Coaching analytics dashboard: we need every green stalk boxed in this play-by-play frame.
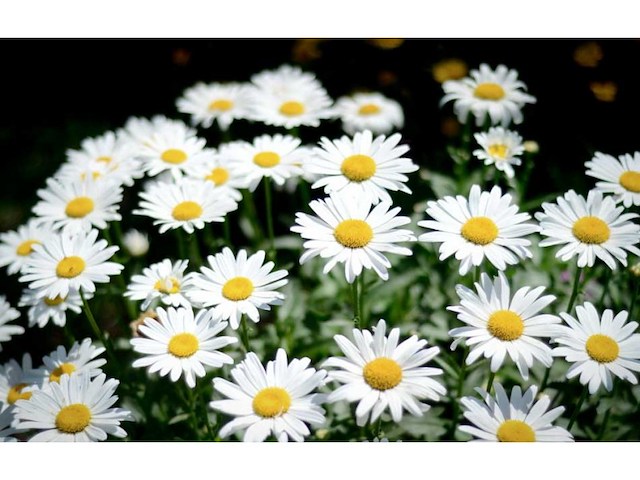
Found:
[264,177,276,261]
[485,370,496,394]
[223,218,232,246]
[446,357,466,439]
[565,263,583,313]
[567,385,589,432]
[188,233,203,267]
[358,271,366,329]
[539,366,551,392]
[351,279,361,328]
[175,229,187,259]
[239,316,251,353]
[629,279,640,320]
[79,289,118,365]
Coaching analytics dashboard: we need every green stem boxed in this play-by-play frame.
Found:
[175,229,187,259]
[264,177,276,261]
[446,356,466,439]
[223,219,231,246]
[473,266,480,284]
[79,289,117,365]
[239,316,251,353]
[598,268,611,306]
[188,233,203,267]
[566,264,583,314]
[358,272,366,329]
[539,366,551,392]
[111,221,126,251]
[629,279,640,320]
[567,385,589,432]
[241,190,264,244]
[486,370,496,394]
[351,279,361,328]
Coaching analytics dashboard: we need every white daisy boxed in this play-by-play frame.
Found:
[553,302,640,394]
[130,306,236,388]
[185,248,288,330]
[585,151,640,208]
[184,146,247,201]
[224,134,305,192]
[291,192,415,284]
[441,63,536,126]
[0,354,44,412]
[14,373,132,442]
[308,130,418,205]
[177,81,256,130]
[134,178,237,234]
[535,189,640,270]
[119,115,196,149]
[18,288,85,328]
[31,176,122,235]
[124,258,192,310]
[418,184,539,275]
[459,383,573,442]
[0,219,54,275]
[323,319,446,427]
[473,126,525,179]
[19,228,123,299]
[41,338,106,384]
[0,408,20,442]
[210,348,327,442]
[0,296,23,352]
[122,228,149,257]
[448,272,561,380]
[334,92,404,135]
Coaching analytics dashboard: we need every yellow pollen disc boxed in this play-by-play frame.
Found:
[496,420,536,442]
[205,167,230,186]
[168,332,199,358]
[363,357,403,391]
[460,216,499,245]
[208,99,234,111]
[7,384,32,404]
[619,171,640,193]
[488,143,509,159]
[96,156,112,164]
[487,310,525,341]
[474,82,506,100]
[172,201,203,221]
[334,219,373,249]
[279,101,305,117]
[79,171,102,181]
[253,151,281,168]
[55,256,86,279]
[252,387,291,418]
[221,276,254,301]
[358,103,381,116]
[340,154,377,182]
[49,363,77,383]
[161,148,188,165]
[44,295,66,306]
[572,216,610,244]
[55,403,92,434]
[586,334,619,363]
[65,196,95,218]
[154,277,181,294]
[16,239,40,256]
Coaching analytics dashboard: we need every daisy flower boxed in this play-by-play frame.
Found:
[124,258,193,310]
[122,228,149,257]
[448,272,561,380]
[308,130,418,205]
[133,178,238,234]
[14,373,132,442]
[184,147,247,201]
[130,306,236,388]
[32,177,122,235]
[224,134,305,192]
[323,319,446,426]
[535,189,640,270]
[210,349,327,442]
[19,228,123,299]
[177,81,255,130]
[19,288,85,328]
[41,338,106,384]
[185,248,288,330]
[441,63,536,126]
[585,151,640,208]
[0,219,53,275]
[0,354,44,412]
[553,302,640,394]
[0,408,20,442]
[334,92,404,135]
[120,114,195,143]
[472,126,525,179]
[0,297,23,352]
[291,193,415,284]
[418,184,539,275]
[459,383,573,442]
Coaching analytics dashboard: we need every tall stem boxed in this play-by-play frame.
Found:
[239,316,251,353]
[629,279,640,320]
[175,229,187,259]
[351,279,361,328]
[446,357,466,439]
[567,385,589,432]
[539,366,551,392]
[485,370,496,394]
[358,271,366,329]
[264,177,275,261]
[566,263,583,313]
[80,289,117,365]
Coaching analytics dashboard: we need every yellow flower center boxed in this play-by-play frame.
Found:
[363,357,403,391]
[205,167,230,186]
[487,310,525,341]
[65,196,95,218]
[44,295,66,306]
[586,334,619,363]
[55,403,92,434]
[154,277,181,294]
[460,216,499,245]
[488,143,509,159]
[161,149,188,165]
[96,155,112,164]
[340,154,377,182]
[619,171,640,193]
[208,99,234,112]
[334,219,374,249]
[55,256,86,278]
[16,239,40,256]
[474,82,506,100]
[253,151,281,168]
[572,216,610,244]
[172,201,203,221]
[221,276,254,301]
[168,332,200,358]
[49,363,77,383]
[252,387,291,418]
[279,101,305,117]
[7,383,32,404]
[358,104,381,116]
[79,171,102,181]
[496,420,536,442]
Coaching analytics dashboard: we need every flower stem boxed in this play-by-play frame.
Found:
[539,366,551,392]
[79,288,117,365]
[223,219,231,246]
[358,271,366,328]
[566,263,583,313]
[446,355,466,439]
[264,177,276,261]
[485,370,496,394]
[629,279,640,321]
[175,229,187,259]
[187,233,203,268]
[239,316,251,353]
[351,279,361,329]
[567,384,589,432]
